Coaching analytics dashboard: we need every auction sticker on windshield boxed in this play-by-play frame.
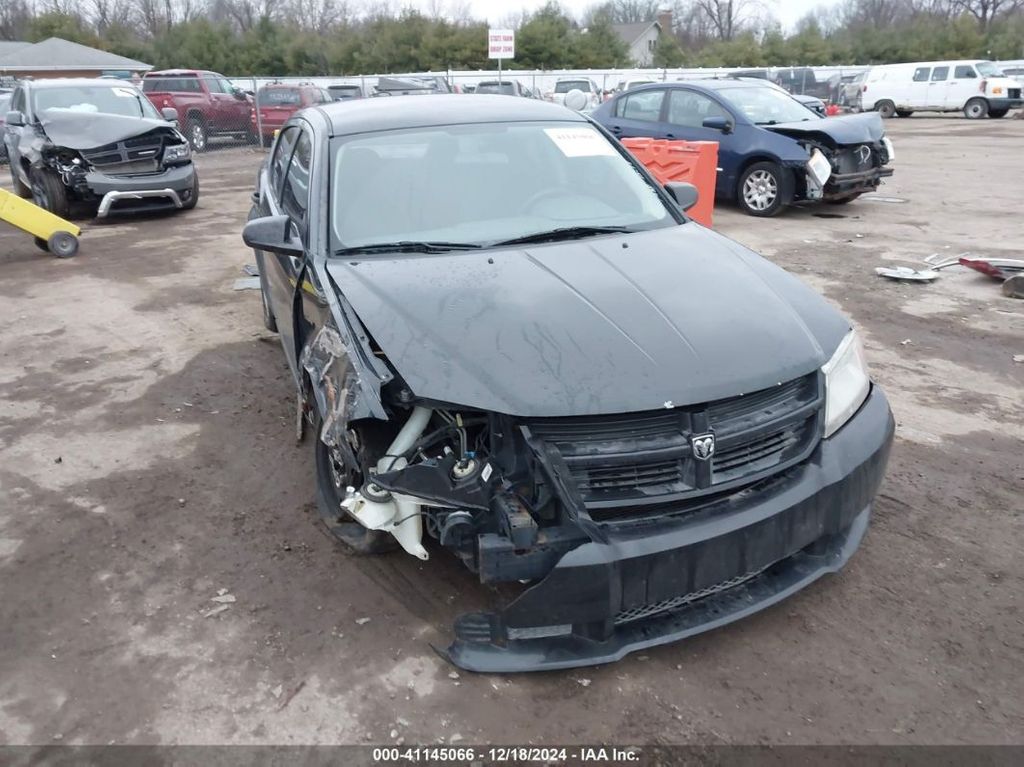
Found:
[544,127,616,157]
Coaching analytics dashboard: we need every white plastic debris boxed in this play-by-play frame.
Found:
[875,266,939,282]
[577,678,592,687]
[210,594,236,604]
[355,617,371,625]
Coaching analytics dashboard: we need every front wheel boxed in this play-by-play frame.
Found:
[10,162,31,198]
[964,98,988,119]
[314,419,396,555]
[876,100,896,119]
[186,119,208,152]
[29,167,70,219]
[988,109,1008,119]
[737,161,790,217]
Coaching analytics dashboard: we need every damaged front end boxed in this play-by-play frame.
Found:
[302,318,894,671]
[26,111,196,217]
[769,114,895,202]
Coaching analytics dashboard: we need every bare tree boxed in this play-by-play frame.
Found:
[692,0,761,40]
[951,0,1021,30]
[0,0,34,40]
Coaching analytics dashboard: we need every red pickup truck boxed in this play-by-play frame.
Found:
[251,83,333,146]
[142,70,253,151]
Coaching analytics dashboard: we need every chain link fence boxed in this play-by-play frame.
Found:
[168,65,874,152]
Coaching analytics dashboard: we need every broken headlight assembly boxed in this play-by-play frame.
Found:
[821,329,870,438]
[163,142,191,164]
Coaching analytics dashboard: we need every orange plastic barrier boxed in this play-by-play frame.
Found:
[621,138,719,227]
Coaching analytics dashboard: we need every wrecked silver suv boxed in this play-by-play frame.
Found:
[243,96,895,672]
[3,79,198,218]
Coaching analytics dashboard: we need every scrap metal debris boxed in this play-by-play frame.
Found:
[959,257,1024,281]
[861,195,908,204]
[242,264,259,277]
[875,266,939,282]
[1003,275,1024,299]
[201,604,230,618]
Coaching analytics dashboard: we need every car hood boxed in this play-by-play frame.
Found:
[325,225,850,417]
[39,109,177,149]
[763,112,885,146]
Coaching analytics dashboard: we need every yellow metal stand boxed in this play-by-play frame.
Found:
[0,188,81,258]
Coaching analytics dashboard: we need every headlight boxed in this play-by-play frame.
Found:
[164,143,191,163]
[822,330,870,438]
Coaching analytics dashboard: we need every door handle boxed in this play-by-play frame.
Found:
[610,125,622,134]
[666,133,676,139]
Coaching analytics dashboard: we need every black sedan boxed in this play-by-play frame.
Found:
[592,80,895,216]
[243,95,894,671]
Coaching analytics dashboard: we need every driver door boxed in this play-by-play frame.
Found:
[664,88,741,196]
[258,125,310,375]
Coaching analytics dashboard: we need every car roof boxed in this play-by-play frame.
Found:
[319,94,584,137]
[145,69,215,76]
[24,78,142,90]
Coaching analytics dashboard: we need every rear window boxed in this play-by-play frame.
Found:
[258,88,301,106]
[476,82,516,95]
[555,80,592,93]
[142,76,201,93]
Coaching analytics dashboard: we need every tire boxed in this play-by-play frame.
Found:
[10,162,31,198]
[895,110,914,118]
[29,167,70,219]
[47,231,79,258]
[185,118,208,152]
[180,171,200,211]
[737,161,791,217]
[313,416,396,555]
[876,100,896,119]
[964,98,988,119]
[988,109,1008,119]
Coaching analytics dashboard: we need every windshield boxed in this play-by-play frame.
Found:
[476,82,516,95]
[555,80,591,93]
[258,87,301,106]
[330,122,675,251]
[977,61,1004,77]
[720,86,819,124]
[33,85,160,119]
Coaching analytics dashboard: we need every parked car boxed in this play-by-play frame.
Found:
[327,83,372,101]
[0,92,10,161]
[859,60,1022,119]
[728,76,827,116]
[593,80,895,216]
[615,78,655,93]
[3,78,197,218]
[242,94,894,672]
[843,70,870,109]
[546,77,601,110]
[252,83,332,146]
[474,80,529,97]
[142,69,253,150]
[773,67,830,100]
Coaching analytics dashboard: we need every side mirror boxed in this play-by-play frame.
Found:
[665,182,699,212]
[161,107,178,123]
[232,87,246,100]
[6,110,25,127]
[702,116,733,133]
[242,215,304,257]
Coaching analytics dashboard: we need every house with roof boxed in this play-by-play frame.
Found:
[0,37,151,81]
[612,21,662,67]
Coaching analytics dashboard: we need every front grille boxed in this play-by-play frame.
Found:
[81,131,168,176]
[523,372,822,518]
[1009,88,1021,99]
[614,565,768,625]
[835,144,878,174]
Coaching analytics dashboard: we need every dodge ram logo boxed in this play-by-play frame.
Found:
[691,433,715,461]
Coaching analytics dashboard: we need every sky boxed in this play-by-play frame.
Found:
[455,0,842,33]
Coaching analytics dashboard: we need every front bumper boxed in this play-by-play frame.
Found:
[988,97,1023,110]
[446,385,894,672]
[822,167,893,199]
[84,163,196,217]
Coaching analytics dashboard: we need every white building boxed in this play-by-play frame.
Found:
[612,21,662,67]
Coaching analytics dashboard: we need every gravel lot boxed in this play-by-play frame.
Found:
[0,116,1021,747]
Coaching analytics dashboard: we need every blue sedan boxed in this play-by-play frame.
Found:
[591,80,895,217]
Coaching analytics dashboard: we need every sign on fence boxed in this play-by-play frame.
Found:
[488,29,515,60]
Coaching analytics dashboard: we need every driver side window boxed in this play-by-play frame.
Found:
[270,126,299,202]
[667,90,728,129]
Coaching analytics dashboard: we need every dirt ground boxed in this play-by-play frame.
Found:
[0,116,1021,748]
